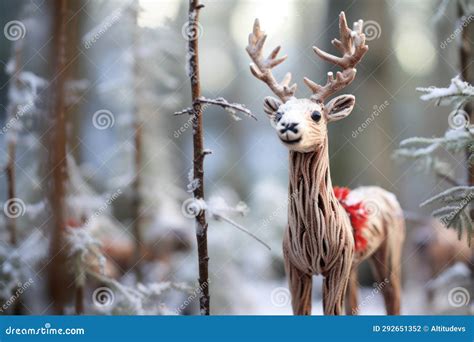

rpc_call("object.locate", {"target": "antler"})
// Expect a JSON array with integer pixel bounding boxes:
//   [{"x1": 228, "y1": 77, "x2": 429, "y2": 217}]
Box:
[
  {"x1": 304, "y1": 12, "x2": 368, "y2": 103},
  {"x1": 246, "y1": 19, "x2": 297, "y2": 102}
]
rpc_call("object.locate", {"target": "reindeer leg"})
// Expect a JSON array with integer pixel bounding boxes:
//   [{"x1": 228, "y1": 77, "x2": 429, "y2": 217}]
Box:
[
  {"x1": 284, "y1": 256, "x2": 312, "y2": 315},
  {"x1": 369, "y1": 246, "x2": 402, "y2": 315},
  {"x1": 345, "y1": 267, "x2": 359, "y2": 315},
  {"x1": 323, "y1": 247, "x2": 352, "y2": 315}
]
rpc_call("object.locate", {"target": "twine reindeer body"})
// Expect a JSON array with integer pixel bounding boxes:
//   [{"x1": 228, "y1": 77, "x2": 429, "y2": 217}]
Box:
[
  {"x1": 247, "y1": 12, "x2": 405, "y2": 315},
  {"x1": 285, "y1": 146, "x2": 352, "y2": 277},
  {"x1": 345, "y1": 186, "x2": 405, "y2": 315},
  {"x1": 284, "y1": 143, "x2": 354, "y2": 315}
]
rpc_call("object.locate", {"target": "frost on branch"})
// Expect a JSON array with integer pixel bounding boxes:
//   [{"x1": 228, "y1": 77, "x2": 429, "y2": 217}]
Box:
[
  {"x1": 187, "y1": 168, "x2": 200, "y2": 193},
  {"x1": 417, "y1": 76, "x2": 474, "y2": 107},
  {"x1": 6, "y1": 59, "x2": 47, "y2": 106},
  {"x1": 207, "y1": 196, "x2": 249, "y2": 217},
  {"x1": 87, "y1": 270, "x2": 192, "y2": 315},
  {"x1": 395, "y1": 74, "x2": 474, "y2": 243},
  {"x1": 394, "y1": 129, "x2": 474, "y2": 174},
  {"x1": 66, "y1": 225, "x2": 192, "y2": 315},
  {"x1": 197, "y1": 97, "x2": 256, "y2": 121},
  {"x1": 0, "y1": 230, "x2": 45, "y2": 303},
  {"x1": 66, "y1": 225, "x2": 106, "y2": 287},
  {"x1": 207, "y1": 196, "x2": 270, "y2": 250},
  {"x1": 66, "y1": 225, "x2": 103, "y2": 260},
  {"x1": 0, "y1": 245, "x2": 26, "y2": 301},
  {"x1": 421, "y1": 186, "x2": 474, "y2": 243},
  {"x1": 174, "y1": 97, "x2": 256, "y2": 121}
]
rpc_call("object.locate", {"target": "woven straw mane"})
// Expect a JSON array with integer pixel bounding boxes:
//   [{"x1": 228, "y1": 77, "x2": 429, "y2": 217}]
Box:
[{"x1": 284, "y1": 140, "x2": 354, "y2": 276}]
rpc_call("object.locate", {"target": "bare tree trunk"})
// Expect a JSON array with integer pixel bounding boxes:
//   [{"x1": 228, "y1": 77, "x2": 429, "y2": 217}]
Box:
[
  {"x1": 5, "y1": 133, "x2": 17, "y2": 247},
  {"x1": 74, "y1": 286, "x2": 84, "y2": 314},
  {"x1": 5, "y1": 40, "x2": 23, "y2": 315},
  {"x1": 458, "y1": 5, "x2": 474, "y2": 290},
  {"x1": 458, "y1": 3, "x2": 473, "y2": 185},
  {"x1": 5, "y1": 41, "x2": 23, "y2": 247},
  {"x1": 47, "y1": 0, "x2": 70, "y2": 314},
  {"x1": 187, "y1": 0, "x2": 210, "y2": 315},
  {"x1": 131, "y1": 2, "x2": 144, "y2": 282}
]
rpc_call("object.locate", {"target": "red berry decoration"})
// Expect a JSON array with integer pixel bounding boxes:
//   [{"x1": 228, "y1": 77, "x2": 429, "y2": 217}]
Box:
[{"x1": 334, "y1": 186, "x2": 368, "y2": 252}]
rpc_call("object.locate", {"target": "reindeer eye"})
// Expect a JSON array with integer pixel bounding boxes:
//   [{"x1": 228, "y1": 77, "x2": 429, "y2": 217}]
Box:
[
  {"x1": 274, "y1": 111, "x2": 283, "y2": 122},
  {"x1": 311, "y1": 110, "x2": 321, "y2": 122}
]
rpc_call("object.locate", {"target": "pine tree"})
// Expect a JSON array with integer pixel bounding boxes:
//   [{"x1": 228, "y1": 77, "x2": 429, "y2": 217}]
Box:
[{"x1": 394, "y1": 2, "x2": 474, "y2": 243}]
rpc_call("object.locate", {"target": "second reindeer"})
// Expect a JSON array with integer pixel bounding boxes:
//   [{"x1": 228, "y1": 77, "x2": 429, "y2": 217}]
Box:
[{"x1": 246, "y1": 12, "x2": 405, "y2": 315}]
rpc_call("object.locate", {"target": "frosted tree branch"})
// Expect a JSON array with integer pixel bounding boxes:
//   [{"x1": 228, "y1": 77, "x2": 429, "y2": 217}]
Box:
[
  {"x1": 417, "y1": 75, "x2": 474, "y2": 107},
  {"x1": 212, "y1": 214, "x2": 271, "y2": 250},
  {"x1": 174, "y1": 96, "x2": 256, "y2": 121}
]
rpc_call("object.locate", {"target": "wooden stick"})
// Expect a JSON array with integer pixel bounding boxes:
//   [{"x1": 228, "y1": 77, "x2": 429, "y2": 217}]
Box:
[
  {"x1": 187, "y1": 0, "x2": 210, "y2": 315},
  {"x1": 131, "y1": 0, "x2": 144, "y2": 282},
  {"x1": 48, "y1": 0, "x2": 69, "y2": 315}
]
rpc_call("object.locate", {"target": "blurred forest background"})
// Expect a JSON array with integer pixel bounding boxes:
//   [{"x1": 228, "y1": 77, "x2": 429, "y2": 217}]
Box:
[{"x1": 0, "y1": 0, "x2": 472, "y2": 315}]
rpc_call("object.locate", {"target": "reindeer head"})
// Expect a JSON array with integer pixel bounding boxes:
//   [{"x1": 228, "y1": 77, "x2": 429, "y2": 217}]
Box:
[{"x1": 246, "y1": 12, "x2": 368, "y2": 153}]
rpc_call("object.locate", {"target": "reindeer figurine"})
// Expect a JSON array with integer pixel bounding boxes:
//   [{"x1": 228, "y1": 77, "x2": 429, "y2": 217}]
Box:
[{"x1": 246, "y1": 12, "x2": 405, "y2": 315}]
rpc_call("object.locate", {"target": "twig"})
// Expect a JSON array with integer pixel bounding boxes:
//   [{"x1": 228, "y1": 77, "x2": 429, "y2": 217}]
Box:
[
  {"x1": 196, "y1": 97, "x2": 257, "y2": 120},
  {"x1": 5, "y1": 40, "x2": 23, "y2": 247},
  {"x1": 212, "y1": 213, "x2": 271, "y2": 250},
  {"x1": 174, "y1": 107, "x2": 193, "y2": 115},
  {"x1": 187, "y1": 0, "x2": 210, "y2": 315},
  {"x1": 174, "y1": 97, "x2": 256, "y2": 120}
]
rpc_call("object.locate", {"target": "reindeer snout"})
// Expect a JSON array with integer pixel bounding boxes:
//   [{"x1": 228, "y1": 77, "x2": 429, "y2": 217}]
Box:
[
  {"x1": 278, "y1": 121, "x2": 299, "y2": 134},
  {"x1": 276, "y1": 121, "x2": 302, "y2": 143}
]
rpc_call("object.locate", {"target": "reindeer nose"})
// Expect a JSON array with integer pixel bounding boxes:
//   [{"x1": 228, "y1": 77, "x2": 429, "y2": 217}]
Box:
[{"x1": 279, "y1": 122, "x2": 299, "y2": 134}]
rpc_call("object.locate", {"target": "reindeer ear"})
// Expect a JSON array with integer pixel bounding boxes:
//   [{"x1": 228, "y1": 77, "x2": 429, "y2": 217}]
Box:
[
  {"x1": 263, "y1": 96, "x2": 282, "y2": 119},
  {"x1": 325, "y1": 95, "x2": 355, "y2": 122}
]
